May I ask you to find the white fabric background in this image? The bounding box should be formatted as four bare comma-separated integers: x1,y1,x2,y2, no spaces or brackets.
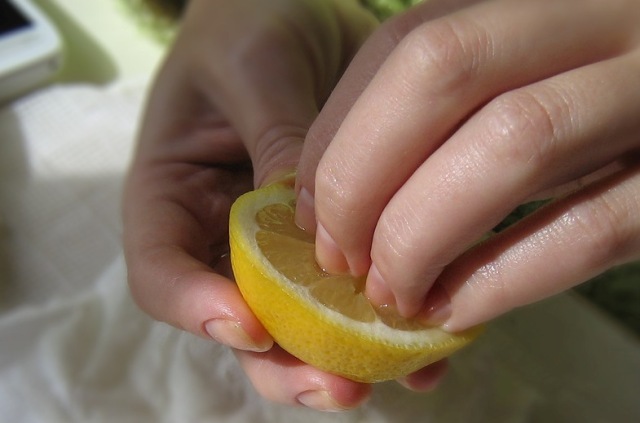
1,80,639,423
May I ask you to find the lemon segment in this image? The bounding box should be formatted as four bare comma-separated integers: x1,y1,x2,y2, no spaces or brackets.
229,181,482,383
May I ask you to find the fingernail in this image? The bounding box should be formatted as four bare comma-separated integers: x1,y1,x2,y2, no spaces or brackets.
297,390,346,412
419,284,452,327
396,359,448,392
365,264,396,308
295,187,316,232
205,319,272,352
315,222,350,274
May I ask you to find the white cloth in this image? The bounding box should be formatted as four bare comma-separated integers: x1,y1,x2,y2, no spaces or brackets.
1,80,639,422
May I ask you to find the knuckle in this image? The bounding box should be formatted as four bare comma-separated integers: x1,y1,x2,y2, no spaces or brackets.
126,263,161,321
396,18,487,97
124,251,150,309
315,157,361,221
126,272,148,311
230,23,285,69
125,246,188,331
371,207,445,289
252,123,306,183
373,11,418,50
563,195,636,267
372,215,416,284
481,89,562,170
461,256,520,316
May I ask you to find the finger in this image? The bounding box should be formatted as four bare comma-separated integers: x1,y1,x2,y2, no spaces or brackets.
235,345,372,411
180,0,376,188
172,0,314,187
295,0,482,231
123,163,275,352
434,161,640,332
396,359,449,392
369,49,640,316
310,0,637,278
123,14,280,350
128,247,273,352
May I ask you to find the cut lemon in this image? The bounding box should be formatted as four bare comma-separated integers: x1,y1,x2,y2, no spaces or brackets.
229,180,482,383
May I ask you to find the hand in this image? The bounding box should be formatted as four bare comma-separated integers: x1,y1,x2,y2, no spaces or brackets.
295,0,640,331
123,0,446,410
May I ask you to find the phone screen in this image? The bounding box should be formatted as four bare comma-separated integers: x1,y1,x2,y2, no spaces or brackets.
0,0,32,36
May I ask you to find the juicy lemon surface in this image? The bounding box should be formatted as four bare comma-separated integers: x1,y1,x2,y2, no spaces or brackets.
229,181,482,383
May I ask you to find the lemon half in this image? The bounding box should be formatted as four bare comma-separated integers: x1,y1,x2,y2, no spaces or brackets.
229,181,481,383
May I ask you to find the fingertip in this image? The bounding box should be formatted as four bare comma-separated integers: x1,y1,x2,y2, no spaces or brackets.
204,319,273,352
297,383,371,412
325,380,373,411
364,264,396,309
368,264,445,320
236,346,372,411
315,222,351,274
294,187,317,233
296,390,348,412
417,283,452,328
396,359,448,392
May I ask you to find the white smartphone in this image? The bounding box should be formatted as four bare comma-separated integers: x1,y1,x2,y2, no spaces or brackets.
0,0,62,103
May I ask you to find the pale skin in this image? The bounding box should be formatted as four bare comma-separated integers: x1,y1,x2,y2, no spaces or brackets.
123,0,640,412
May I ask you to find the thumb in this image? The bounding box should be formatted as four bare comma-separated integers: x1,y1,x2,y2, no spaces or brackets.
177,0,376,188
221,51,319,187
189,14,321,188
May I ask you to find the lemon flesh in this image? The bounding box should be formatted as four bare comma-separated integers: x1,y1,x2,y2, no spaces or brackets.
229,181,482,383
